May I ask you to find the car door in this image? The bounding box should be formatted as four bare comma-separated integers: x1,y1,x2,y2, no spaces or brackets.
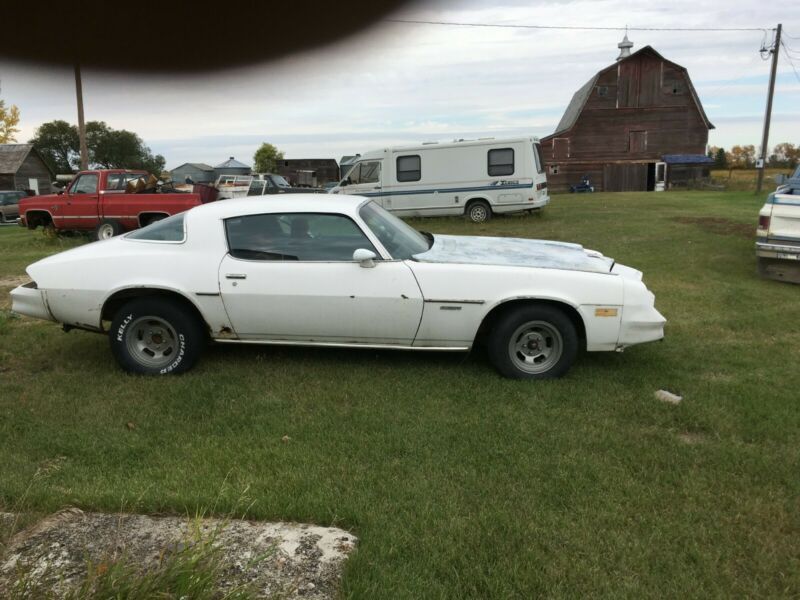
218,211,423,344
340,160,383,199
57,172,100,229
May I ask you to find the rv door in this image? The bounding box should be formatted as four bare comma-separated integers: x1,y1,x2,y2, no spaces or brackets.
341,160,383,200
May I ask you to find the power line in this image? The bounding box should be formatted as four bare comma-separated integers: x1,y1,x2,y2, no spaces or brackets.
385,18,769,33
781,42,800,84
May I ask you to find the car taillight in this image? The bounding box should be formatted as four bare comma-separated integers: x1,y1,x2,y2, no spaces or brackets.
536,182,547,191
758,215,770,229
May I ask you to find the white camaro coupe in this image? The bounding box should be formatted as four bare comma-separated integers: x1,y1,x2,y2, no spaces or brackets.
11,195,665,378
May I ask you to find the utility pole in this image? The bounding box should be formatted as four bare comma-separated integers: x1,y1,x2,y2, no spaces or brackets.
756,24,781,194
74,64,89,170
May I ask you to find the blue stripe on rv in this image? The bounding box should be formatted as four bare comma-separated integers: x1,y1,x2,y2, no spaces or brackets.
355,182,534,197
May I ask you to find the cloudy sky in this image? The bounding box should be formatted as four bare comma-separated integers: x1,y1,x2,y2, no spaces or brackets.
1,0,799,169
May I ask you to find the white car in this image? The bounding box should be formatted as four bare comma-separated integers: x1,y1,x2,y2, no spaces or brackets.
10,195,665,378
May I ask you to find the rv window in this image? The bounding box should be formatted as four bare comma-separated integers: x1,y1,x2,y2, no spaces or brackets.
533,143,544,174
396,155,421,182
359,161,381,184
488,148,514,176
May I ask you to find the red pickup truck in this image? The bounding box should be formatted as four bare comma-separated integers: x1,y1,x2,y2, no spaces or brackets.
19,169,217,240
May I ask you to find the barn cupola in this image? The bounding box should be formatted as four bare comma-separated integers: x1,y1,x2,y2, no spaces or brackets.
617,32,633,60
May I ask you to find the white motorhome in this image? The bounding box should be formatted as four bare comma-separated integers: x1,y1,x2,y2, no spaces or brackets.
330,137,550,222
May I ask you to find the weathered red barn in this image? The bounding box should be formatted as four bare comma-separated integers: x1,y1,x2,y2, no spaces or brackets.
540,39,714,192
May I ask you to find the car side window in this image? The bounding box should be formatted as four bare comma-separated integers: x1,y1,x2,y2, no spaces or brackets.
225,213,378,262
71,173,99,194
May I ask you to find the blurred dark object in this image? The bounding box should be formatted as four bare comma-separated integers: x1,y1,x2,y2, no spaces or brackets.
569,175,595,193
0,0,412,73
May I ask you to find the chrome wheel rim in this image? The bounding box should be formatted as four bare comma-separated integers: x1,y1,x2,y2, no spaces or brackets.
508,320,563,374
98,224,115,239
125,316,179,369
470,205,487,222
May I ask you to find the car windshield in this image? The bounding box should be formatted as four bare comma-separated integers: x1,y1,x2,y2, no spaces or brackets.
358,201,431,259
272,175,291,188
126,213,186,242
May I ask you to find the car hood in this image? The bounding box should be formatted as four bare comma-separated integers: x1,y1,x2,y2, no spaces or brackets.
412,234,614,273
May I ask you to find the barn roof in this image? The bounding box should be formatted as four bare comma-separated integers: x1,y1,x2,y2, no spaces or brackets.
214,157,250,169
0,144,35,174
552,75,599,138
171,162,214,171
545,45,714,139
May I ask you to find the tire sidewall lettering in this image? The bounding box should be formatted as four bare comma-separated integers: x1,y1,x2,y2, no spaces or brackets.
159,333,186,375
116,313,134,342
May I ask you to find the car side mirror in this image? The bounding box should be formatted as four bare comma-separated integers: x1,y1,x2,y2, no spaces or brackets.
353,248,377,268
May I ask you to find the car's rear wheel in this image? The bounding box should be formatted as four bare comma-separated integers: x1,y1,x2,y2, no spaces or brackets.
109,298,205,375
467,200,492,223
94,219,122,241
487,305,578,379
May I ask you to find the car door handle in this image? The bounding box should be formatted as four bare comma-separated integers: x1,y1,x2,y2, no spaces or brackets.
225,273,247,280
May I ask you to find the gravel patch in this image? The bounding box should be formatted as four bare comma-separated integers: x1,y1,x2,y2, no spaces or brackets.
0,508,357,598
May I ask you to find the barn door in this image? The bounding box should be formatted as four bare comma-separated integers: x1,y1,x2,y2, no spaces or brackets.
603,164,648,192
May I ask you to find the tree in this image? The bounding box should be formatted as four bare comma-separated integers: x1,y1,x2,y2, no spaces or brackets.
29,120,79,173
729,145,756,169
29,119,166,174
253,143,284,174
714,147,727,170
0,99,21,143
771,142,799,169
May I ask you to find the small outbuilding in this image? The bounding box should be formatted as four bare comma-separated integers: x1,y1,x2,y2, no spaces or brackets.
0,144,54,195
214,157,251,178
169,162,215,184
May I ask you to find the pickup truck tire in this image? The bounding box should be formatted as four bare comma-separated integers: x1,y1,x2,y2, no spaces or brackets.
109,298,204,375
487,305,578,379
467,200,492,223
94,219,122,241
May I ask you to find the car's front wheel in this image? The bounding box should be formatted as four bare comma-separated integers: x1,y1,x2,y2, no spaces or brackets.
109,298,205,375
487,304,578,379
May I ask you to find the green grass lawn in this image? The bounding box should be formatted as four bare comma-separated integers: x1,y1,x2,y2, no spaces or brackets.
1,192,799,598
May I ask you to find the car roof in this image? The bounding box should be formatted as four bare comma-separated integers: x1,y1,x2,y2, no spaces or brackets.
188,194,369,221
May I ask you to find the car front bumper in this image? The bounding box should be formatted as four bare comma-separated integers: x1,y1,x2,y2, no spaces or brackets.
10,283,55,322
617,303,666,349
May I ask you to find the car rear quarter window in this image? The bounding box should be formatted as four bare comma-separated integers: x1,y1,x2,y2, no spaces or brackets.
126,213,186,242
225,213,377,261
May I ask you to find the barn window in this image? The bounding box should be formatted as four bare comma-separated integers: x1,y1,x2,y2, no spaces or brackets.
550,165,559,175
597,86,608,97
396,155,421,182
488,148,515,176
